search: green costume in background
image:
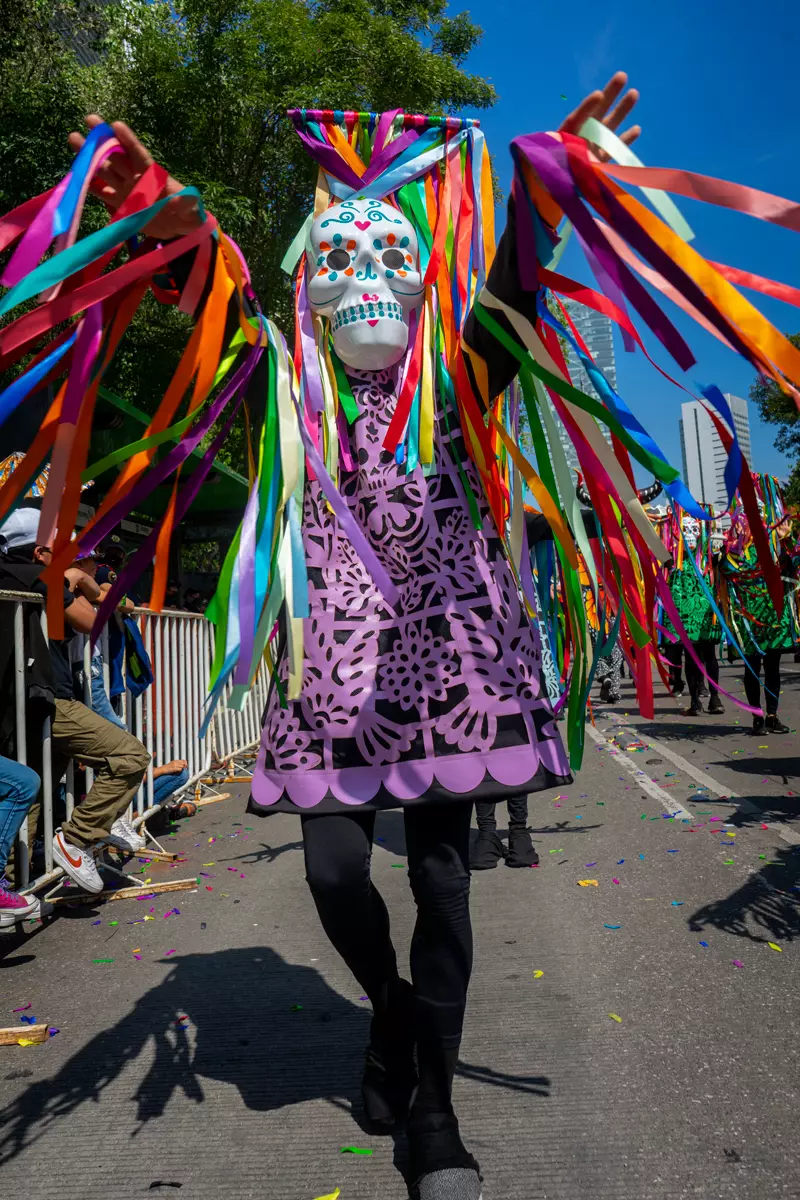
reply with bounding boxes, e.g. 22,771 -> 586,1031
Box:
724,543 -> 793,656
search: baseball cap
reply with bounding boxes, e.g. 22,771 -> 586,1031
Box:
0,507 -> 44,553
98,533 -> 127,562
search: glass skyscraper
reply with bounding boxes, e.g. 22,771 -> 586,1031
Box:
547,300 -> 617,477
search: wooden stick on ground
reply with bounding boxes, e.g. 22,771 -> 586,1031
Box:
48,878 -> 199,906
135,849 -> 186,863
193,792 -> 233,807
0,1024 -> 49,1045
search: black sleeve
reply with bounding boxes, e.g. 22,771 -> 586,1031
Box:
462,193 -> 541,402
525,508 -> 599,546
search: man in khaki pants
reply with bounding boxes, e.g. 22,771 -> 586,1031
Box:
0,508 -> 150,893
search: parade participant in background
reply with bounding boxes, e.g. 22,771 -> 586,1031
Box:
662,513 -> 724,717
470,795 -> 539,870
723,504 -> 797,735
4,60 -> 799,1200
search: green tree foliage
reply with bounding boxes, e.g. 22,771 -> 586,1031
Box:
0,1 -> 103,210
2,0 -> 496,474
748,333 -> 800,505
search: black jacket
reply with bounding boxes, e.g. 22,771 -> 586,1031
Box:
0,560 -> 56,758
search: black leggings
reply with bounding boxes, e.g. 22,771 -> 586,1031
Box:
685,639 -> 719,703
475,794 -> 528,831
301,802 -> 472,1114
662,640 -> 684,689
743,648 -> 782,714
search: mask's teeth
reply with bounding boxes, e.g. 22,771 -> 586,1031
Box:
332,300 -> 403,333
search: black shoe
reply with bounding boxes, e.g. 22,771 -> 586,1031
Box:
408,1112 -> 482,1199
505,827 -> 539,868
682,702 -> 703,717
707,695 -> 725,715
672,683 -> 685,698
750,716 -> 766,736
765,715 -> 790,734
362,979 -> 418,1132
469,829 -> 506,870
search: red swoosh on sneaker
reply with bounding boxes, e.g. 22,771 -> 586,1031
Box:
57,834 -> 83,869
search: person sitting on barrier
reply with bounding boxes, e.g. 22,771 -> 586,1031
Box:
0,507 -> 151,893
70,548 -> 134,732
0,756 -> 41,926
153,759 -> 191,808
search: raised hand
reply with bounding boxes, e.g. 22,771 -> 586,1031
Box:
68,114 -> 202,239
559,71 -> 641,159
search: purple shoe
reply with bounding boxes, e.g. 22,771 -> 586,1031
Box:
0,879 -> 38,927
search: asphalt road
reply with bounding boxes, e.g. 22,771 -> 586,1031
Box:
1,659 -> 798,1200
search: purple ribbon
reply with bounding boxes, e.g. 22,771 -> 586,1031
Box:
288,388 -> 400,609
362,120 -> 419,186
512,134 -> 695,372
298,275 -> 324,415
290,116 -> 364,191
593,176 -> 757,366
91,395 -> 247,646
79,341 -> 261,555
231,476 -> 260,686
1,177 -> 69,287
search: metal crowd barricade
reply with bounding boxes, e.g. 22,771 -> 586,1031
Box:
1,591 -> 273,902
211,658 -> 269,778
124,607 -> 217,826
1,590 -> 53,893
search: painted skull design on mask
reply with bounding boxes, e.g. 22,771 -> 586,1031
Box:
306,197 -> 424,370
681,514 -> 700,550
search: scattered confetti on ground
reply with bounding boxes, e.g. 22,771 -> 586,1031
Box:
608,1013 -> 623,1023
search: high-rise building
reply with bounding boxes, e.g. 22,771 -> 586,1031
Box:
547,301 -> 617,475
679,394 -> 752,518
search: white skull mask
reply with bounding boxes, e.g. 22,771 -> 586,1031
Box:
306,197 -> 424,370
681,515 -> 700,550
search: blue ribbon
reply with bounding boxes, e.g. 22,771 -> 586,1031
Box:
536,294 -> 726,520
0,332 -> 76,428
53,122 -> 116,237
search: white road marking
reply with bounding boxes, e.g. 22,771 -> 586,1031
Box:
595,721 -> 800,847
585,723 -> 695,821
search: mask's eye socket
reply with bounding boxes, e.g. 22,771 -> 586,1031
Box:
381,248 -> 406,270
326,248 -> 350,271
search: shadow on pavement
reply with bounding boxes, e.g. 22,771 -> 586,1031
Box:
0,947 -> 370,1166
217,838 -> 305,865
706,754 -> 800,782
687,846 -> 800,944
0,938 -> 554,1173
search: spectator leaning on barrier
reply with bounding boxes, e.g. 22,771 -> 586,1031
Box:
70,547 -> 134,731
0,507 -> 150,894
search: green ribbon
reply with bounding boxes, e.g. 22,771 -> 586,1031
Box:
472,300 -> 679,484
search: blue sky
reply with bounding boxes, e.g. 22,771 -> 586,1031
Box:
458,0 -> 800,482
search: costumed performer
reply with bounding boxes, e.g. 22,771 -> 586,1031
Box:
662,511 -> 724,717
14,65 -> 794,1200
723,504 -> 797,735
63,76 -> 643,1200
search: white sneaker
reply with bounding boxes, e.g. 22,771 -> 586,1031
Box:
52,830 -> 104,894
108,817 -> 146,853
